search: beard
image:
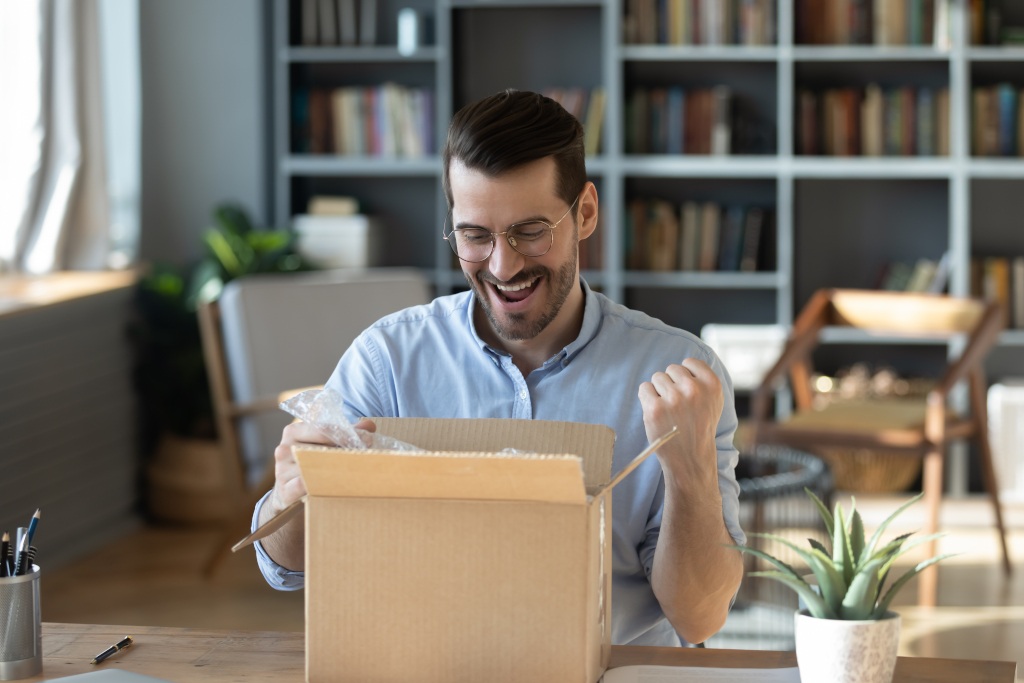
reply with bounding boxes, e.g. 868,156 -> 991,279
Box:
468,248 -> 579,342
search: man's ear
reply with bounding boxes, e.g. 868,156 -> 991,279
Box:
578,181 -> 600,240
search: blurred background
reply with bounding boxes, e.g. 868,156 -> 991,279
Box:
0,0 -> 1022,676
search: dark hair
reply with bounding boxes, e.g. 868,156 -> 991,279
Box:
442,90 -> 586,215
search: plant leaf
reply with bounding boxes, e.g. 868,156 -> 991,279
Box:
749,571 -> 837,619
723,545 -> 802,581
866,531 -> 916,565
808,538 -> 830,556
805,488 -> 834,537
860,493 -> 925,568
877,533 -> 946,582
850,508 -> 866,569
747,533 -> 847,614
871,553 -> 959,619
840,557 -> 885,620
833,503 -> 856,585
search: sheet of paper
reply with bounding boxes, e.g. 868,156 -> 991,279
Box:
602,665 -> 801,683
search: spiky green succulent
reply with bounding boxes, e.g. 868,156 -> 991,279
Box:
727,489 -> 956,620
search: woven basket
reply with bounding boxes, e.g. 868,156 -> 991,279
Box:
818,448 -> 922,493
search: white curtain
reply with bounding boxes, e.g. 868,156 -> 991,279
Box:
0,0 -> 138,275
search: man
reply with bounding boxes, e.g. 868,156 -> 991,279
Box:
253,90 -> 745,647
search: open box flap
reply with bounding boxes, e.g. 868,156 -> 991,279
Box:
232,495 -> 306,552
372,417 -> 615,488
589,427 -> 679,501
296,447 -> 588,504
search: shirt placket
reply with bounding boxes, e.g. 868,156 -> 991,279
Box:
498,356 -> 533,419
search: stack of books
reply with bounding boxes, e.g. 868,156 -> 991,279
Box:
797,85 -> 950,156
972,257 -> 1024,330
876,253 -> 950,293
626,86 -> 734,155
292,84 -> 434,157
796,0 -> 951,47
624,199 -> 772,272
542,88 -> 607,156
970,0 -> 1024,45
300,0 -> 378,46
623,0 -> 776,45
972,84 -> 1024,157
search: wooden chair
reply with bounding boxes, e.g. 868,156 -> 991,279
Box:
197,299 -> 319,576
751,289 -> 1011,607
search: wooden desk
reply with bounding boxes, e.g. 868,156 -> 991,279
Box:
31,623 -> 1017,683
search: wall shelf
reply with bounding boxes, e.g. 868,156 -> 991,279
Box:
791,46 -> 952,61
281,155 -> 442,176
621,46 -> 779,61
282,46 -> 442,63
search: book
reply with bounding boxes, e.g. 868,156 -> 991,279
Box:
718,206 -> 745,271
997,84 -> 1017,157
937,88 -> 950,156
917,88 -> 935,156
739,208 -> 764,272
584,88 -> 607,156
711,86 -> 731,155
309,89 -> 332,154
339,0 -> 358,46
699,202 -> 720,271
302,0 -> 319,46
649,200 -> 680,271
906,258 -> 938,292
667,87 -> 685,155
317,0 -> 338,44
321,84 -> 433,157
359,0 -> 377,45
625,0 -> 775,45
680,201 -> 700,271
984,257 -> 1012,324
1013,257 -> 1024,329
927,251 -> 951,294
861,84 -> 884,156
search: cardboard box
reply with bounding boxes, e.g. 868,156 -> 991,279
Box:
240,417 -> 674,683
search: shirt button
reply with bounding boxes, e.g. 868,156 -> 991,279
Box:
562,359 -> 569,367
519,389 -> 528,400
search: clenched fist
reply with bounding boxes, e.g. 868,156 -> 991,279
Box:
269,419 -> 377,513
638,359 -> 723,485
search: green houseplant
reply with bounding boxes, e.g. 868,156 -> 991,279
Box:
729,490 -> 954,683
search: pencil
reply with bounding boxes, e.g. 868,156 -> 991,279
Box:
26,510 -> 40,545
0,532 -> 7,578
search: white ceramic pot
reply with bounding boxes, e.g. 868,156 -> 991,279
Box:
794,609 -> 901,683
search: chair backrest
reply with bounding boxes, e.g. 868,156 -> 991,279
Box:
216,268 -> 431,485
827,290 -> 986,334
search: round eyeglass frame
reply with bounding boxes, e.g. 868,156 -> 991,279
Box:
441,195 -> 580,263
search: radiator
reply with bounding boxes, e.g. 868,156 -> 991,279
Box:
0,288 -> 140,568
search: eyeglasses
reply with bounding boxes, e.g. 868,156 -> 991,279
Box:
442,196 -> 580,263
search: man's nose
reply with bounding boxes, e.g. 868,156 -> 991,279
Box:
487,234 -> 525,282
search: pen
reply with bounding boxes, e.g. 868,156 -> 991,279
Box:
14,535 -> 29,576
0,532 -> 8,578
26,509 -> 40,545
91,636 -> 133,665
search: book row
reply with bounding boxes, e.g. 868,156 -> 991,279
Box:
969,0 -> 1024,46
797,86 -> 950,157
973,85 -> 1024,158
542,88 -> 608,156
300,0 -> 379,46
625,87 -> 772,155
623,0 -> 777,46
971,257 -> 1024,330
292,85 -> 434,157
877,254 -> 950,294
796,0 -> 951,46
625,200 -> 772,272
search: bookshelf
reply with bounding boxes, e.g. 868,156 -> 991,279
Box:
270,0 -> 1024,361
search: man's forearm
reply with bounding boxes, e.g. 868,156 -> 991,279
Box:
257,495 -> 306,571
651,464 -> 743,645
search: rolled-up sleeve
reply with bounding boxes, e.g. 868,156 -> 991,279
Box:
252,490 -> 305,590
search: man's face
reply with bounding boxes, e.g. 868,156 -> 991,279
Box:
449,157 -> 579,342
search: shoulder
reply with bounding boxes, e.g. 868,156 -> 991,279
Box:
366,290 -> 471,332
592,291 -> 715,364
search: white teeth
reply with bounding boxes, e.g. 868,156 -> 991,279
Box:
495,278 -> 538,292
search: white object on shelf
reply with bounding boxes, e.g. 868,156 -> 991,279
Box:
988,381 -> 1024,502
293,214 -> 377,269
397,8 -> 420,57
700,324 -> 789,391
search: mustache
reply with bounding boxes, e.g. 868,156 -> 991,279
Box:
475,268 -> 548,288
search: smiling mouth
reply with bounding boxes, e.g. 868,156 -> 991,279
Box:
489,276 -> 540,303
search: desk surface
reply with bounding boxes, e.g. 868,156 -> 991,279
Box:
31,623 -> 1017,683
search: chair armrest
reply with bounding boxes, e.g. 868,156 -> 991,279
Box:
934,302 -> 1004,399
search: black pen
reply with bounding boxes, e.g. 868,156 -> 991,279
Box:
91,636 -> 133,665
14,535 -> 29,576
0,532 -> 8,578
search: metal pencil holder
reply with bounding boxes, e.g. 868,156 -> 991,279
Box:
0,566 -> 41,680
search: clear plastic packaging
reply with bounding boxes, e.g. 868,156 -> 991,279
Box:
279,388 -> 422,452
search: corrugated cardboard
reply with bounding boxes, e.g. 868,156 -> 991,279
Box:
242,418 -> 675,683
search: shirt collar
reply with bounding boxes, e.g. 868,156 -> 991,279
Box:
464,277 -> 603,365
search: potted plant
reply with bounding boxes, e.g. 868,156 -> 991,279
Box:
728,490 -> 954,683
133,205 -> 312,523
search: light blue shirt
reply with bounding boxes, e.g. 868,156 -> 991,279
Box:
253,279 -> 745,647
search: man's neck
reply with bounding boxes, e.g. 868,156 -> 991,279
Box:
475,279 -> 586,377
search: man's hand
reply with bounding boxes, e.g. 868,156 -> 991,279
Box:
269,419 -> 377,513
637,359 -> 723,482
